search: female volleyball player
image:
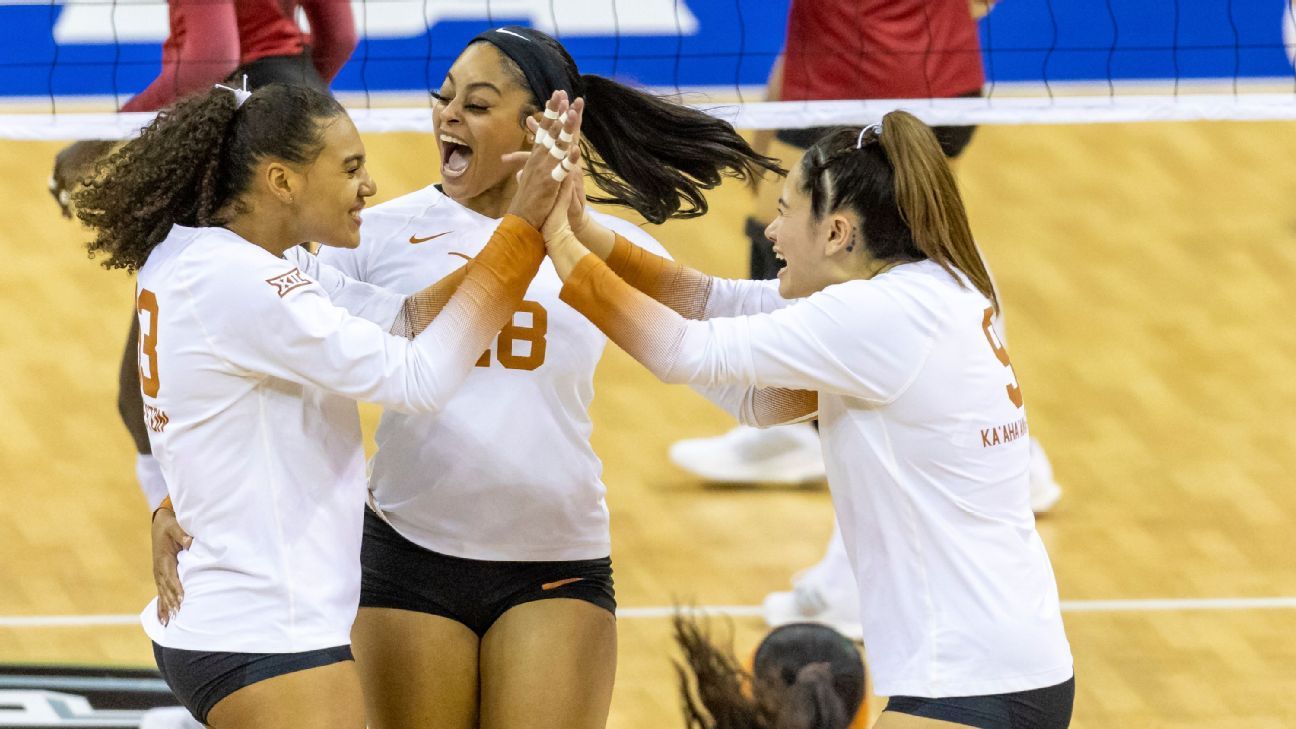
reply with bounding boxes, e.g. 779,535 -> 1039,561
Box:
55,0 -> 361,515
79,82 -> 581,728
674,615 -> 867,729
153,27 -> 778,727
246,25 -> 776,729
542,112 -> 1075,729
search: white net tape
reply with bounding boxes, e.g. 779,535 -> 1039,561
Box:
5,93 -> 1296,141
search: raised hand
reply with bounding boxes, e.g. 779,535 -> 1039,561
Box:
503,92 -> 584,230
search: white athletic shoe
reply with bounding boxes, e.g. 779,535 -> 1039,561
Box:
139,707 -> 203,729
763,526 -> 863,641
668,423 -> 825,484
1028,437 -> 1063,514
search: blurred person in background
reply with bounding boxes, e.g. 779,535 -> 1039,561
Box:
674,614 -> 868,729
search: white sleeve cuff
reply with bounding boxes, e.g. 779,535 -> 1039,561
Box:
136,454 -> 169,511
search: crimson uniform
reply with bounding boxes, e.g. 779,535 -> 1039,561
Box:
781,0 -> 985,101
122,0 -> 354,112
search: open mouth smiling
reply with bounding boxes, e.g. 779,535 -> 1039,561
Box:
439,133 -> 473,179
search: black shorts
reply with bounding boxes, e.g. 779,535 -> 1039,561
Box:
230,51 -> 328,94
884,676 -> 1075,729
359,508 -> 616,637
152,642 -> 352,724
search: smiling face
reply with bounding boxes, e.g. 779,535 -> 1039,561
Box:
431,43 -> 537,213
765,163 -> 832,299
293,115 -> 376,249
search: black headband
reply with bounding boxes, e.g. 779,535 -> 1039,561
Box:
469,26 -> 575,105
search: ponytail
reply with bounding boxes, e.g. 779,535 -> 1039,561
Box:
76,83 -> 345,272
474,27 -> 784,226
578,74 -> 784,224
878,111 -> 996,310
673,613 -> 761,729
798,111 -> 997,310
76,91 -> 241,271
672,614 -> 864,729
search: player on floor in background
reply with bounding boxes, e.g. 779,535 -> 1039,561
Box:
542,112 -> 1075,728
150,24 -> 782,729
78,82 -> 580,728
49,0 -> 357,513
673,614 -> 868,729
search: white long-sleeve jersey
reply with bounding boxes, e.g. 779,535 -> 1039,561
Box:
137,220 -> 540,651
560,255 -> 1073,698
318,186 -> 669,561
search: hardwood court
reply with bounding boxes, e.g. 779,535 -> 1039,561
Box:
1,120 -> 1294,728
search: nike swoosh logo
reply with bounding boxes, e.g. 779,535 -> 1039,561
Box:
541,577 -> 585,591
409,231 -> 452,244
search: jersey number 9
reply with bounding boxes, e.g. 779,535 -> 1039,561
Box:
982,307 -> 1023,408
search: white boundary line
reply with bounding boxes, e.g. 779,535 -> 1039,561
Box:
3,597 -> 1295,627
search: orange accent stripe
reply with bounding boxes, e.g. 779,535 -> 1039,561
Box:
541,577 -> 585,591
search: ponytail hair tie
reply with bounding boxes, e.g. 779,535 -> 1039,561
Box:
214,75 -> 252,109
856,122 -> 882,149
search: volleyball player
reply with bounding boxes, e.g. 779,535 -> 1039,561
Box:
50,0 -> 357,513
542,113 -> 1074,728
78,82 -> 581,728
674,615 -> 867,729
663,0 -> 1063,640
670,0 -> 994,487
150,24 -> 778,729
153,22 -> 781,729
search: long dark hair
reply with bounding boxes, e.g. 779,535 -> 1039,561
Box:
673,614 -> 865,729
75,83 -> 346,272
798,111 -> 997,310
472,28 -> 784,224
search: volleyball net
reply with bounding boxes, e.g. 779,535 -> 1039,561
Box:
1,0 -> 1296,138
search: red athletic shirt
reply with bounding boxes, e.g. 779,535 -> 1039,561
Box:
780,0 -> 985,101
238,0 -> 357,82
121,0 -> 355,112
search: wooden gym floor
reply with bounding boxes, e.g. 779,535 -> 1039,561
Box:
1,120 -> 1295,727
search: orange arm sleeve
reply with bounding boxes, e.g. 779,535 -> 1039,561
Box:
390,264 -> 468,339
603,234 -> 713,319
562,251 -> 813,425
435,215 -> 544,347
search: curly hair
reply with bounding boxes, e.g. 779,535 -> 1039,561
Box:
75,83 -> 346,272
673,613 -> 865,729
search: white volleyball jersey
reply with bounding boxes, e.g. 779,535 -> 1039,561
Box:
563,257 -> 1073,697
136,224 -> 529,652
318,185 -> 668,561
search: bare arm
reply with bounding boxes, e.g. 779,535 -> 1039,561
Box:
299,0 -> 358,84
118,312 -> 151,455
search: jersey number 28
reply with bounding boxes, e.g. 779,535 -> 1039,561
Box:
476,300 -> 547,371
